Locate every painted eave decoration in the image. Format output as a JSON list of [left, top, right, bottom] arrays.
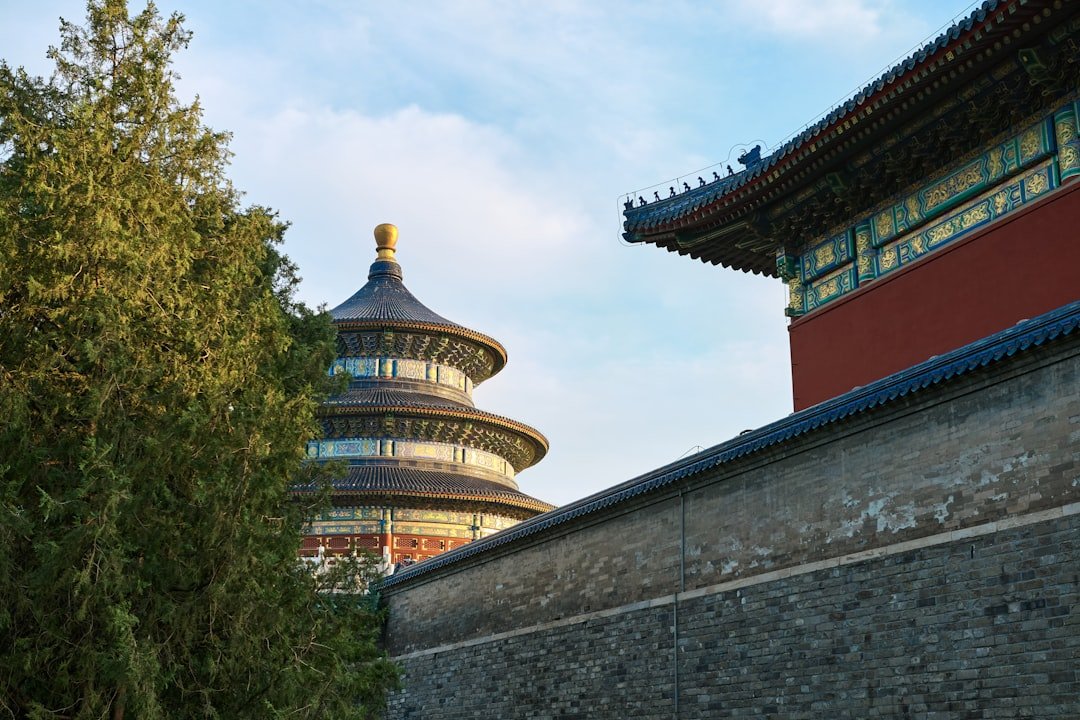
[[622, 0, 1080, 276]]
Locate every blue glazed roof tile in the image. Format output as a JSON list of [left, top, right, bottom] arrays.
[[294, 464, 553, 514], [330, 260, 462, 327], [324, 387, 472, 409], [384, 299, 1080, 587], [623, 1, 1013, 236]]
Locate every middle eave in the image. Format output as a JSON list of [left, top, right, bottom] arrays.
[[318, 401, 550, 471]]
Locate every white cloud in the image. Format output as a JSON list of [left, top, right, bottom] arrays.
[[1, 0, 975, 507], [732, 0, 886, 41], [219, 103, 589, 312]]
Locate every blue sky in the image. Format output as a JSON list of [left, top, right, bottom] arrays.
[[4, 0, 977, 506]]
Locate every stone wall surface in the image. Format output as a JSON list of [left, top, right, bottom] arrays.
[[382, 336, 1080, 718]]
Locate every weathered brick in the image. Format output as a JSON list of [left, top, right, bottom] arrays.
[[383, 336, 1080, 718]]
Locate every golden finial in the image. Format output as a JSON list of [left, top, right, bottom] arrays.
[[374, 223, 398, 261]]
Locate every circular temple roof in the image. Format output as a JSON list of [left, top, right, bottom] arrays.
[[329, 225, 507, 380], [305, 223, 553, 524]]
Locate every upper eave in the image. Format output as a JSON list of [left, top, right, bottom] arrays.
[[333, 318, 509, 379], [621, 0, 1079, 275]]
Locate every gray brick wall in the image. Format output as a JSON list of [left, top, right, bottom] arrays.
[[674, 513, 1079, 718], [382, 338, 1080, 718]]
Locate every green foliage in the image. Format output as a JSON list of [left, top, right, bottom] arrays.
[[0, 1, 397, 717]]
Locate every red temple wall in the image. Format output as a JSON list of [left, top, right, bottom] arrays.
[[789, 180, 1080, 410], [300, 532, 471, 564]]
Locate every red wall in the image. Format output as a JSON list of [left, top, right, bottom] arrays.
[[789, 181, 1080, 410], [300, 532, 470, 564]]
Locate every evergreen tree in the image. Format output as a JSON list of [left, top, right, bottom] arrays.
[[0, 2, 397, 717]]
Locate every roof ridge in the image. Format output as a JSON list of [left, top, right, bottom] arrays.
[[622, 0, 1059, 235]]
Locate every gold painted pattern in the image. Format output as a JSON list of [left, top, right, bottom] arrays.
[[395, 525, 474, 539], [1019, 128, 1041, 162], [816, 277, 840, 301], [1057, 119, 1078, 145], [923, 161, 983, 212], [857, 254, 874, 278], [814, 243, 836, 267], [324, 507, 384, 520], [987, 148, 1005, 179], [855, 227, 872, 251], [879, 247, 899, 272], [1024, 172, 1048, 198], [875, 211, 894, 242], [854, 224, 874, 281], [395, 358, 427, 380], [1055, 110, 1079, 178], [1062, 145, 1080, 176], [786, 277, 805, 316], [926, 203, 992, 248], [308, 521, 383, 535], [802, 231, 853, 281], [480, 514, 518, 530], [904, 196, 922, 228], [992, 190, 1010, 215], [805, 266, 856, 311], [396, 509, 474, 524]]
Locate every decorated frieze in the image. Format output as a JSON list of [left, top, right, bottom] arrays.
[[306, 520, 383, 536], [802, 230, 854, 282], [308, 506, 518, 532], [871, 118, 1053, 247], [479, 513, 519, 531], [854, 222, 875, 284], [305, 436, 516, 480], [784, 102, 1074, 317], [805, 265, 858, 313], [336, 330, 497, 383], [394, 524, 475, 539], [319, 414, 539, 471], [320, 507, 385, 521], [1055, 102, 1080, 183], [331, 356, 471, 395], [301, 505, 528, 556], [879, 160, 1057, 275], [395, 508, 476, 525]]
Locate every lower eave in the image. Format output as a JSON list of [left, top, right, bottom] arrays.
[[292, 464, 555, 516]]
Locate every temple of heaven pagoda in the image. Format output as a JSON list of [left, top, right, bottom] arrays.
[[297, 224, 553, 566]]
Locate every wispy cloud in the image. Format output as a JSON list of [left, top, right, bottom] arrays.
[[733, 0, 887, 41], [2, 0, 974, 506]]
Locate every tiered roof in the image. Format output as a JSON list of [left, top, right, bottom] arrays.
[[300, 224, 552, 519]]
